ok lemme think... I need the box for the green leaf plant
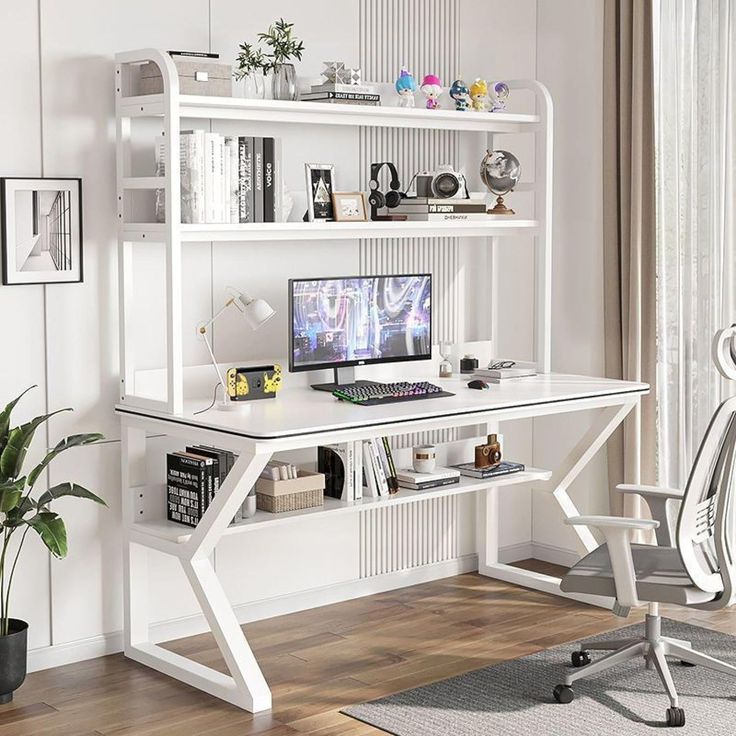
[234,18,305,78]
[0,387,105,636]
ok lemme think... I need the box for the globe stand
[487,195,515,215]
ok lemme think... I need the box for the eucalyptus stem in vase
[258,18,305,101]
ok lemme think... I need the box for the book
[362,441,380,498]
[379,437,399,494]
[388,213,493,222]
[451,461,526,479]
[154,135,166,223]
[353,441,363,500]
[174,451,214,511]
[396,467,461,485]
[318,443,355,501]
[263,137,276,223]
[204,132,219,224]
[168,50,220,60]
[253,138,264,223]
[222,138,231,224]
[310,82,378,94]
[226,137,239,224]
[238,136,254,223]
[427,202,487,214]
[301,91,380,102]
[472,364,537,381]
[167,452,211,526]
[307,98,380,106]
[398,476,461,491]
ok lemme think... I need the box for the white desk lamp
[198,288,276,411]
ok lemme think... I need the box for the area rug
[342,619,736,734]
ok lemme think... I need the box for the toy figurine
[469,78,489,112]
[449,78,470,111]
[491,81,510,112]
[395,66,417,108]
[420,74,442,109]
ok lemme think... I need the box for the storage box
[255,470,325,513]
[140,58,232,97]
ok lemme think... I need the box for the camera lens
[433,172,459,198]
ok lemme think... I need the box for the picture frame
[331,192,368,222]
[1,177,83,285]
[305,163,335,221]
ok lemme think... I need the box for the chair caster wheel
[680,660,696,667]
[666,707,686,727]
[571,650,591,667]
[553,684,575,704]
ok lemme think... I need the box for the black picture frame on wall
[1,177,83,285]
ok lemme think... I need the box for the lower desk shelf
[130,467,551,545]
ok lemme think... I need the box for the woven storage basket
[255,470,325,514]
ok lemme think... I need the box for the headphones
[368,162,404,214]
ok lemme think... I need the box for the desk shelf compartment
[129,466,551,545]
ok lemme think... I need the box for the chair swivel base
[553,614,736,727]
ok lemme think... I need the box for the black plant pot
[0,619,28,704]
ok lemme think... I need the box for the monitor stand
[311,366,382,393]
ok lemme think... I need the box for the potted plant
[0,386,105,704]
[234,41,269,99]
[258,18,305,101]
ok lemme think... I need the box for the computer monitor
[289,274,432,391]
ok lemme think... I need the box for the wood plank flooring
[2,567,735,735]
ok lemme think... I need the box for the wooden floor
[3,564,736,736]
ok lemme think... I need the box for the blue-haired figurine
[395,66,417,108]
[449,78,470,111]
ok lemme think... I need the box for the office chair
[552,330,736,727]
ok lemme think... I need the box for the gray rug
[342,619,736,734]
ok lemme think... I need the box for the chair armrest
[615,485,683,547]
[565,516,659,608]
[615,484,684,500]
[565,515,659,531]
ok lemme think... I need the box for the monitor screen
[289,274,432,372]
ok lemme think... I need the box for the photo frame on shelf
[1,177,83,285]
[331,192,368,222]
[305,163,335,221]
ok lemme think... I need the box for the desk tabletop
[116,373,648,440]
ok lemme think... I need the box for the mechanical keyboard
[333,381,454,406]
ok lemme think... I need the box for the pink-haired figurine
[420,74,442,109]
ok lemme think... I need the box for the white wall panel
[48,442,123,644]
[39,0,210,442]
[533,0,608,553]
[0,0,52,651]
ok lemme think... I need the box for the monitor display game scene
[290,275,432,370]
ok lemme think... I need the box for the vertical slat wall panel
[359,496,459,577]
[359,0,461,453]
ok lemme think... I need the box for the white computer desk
[116,372,648,712]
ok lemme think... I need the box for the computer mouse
[468,379,489,390]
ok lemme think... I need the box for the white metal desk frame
[120,385,643,713]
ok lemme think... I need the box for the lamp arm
[199,298,236,333]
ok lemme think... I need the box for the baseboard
[26,554,478,674]
[498,540,579,568]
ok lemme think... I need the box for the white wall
[0,0,606,669]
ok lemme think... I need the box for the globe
[480,149,521,215]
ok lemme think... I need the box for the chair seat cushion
[560,544,719,605]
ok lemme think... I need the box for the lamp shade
[240,296,276,331]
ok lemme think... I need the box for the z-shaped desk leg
[122,425,272,712]
[477,400,637,607]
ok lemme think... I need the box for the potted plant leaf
[0,386,105,704]
[258,18,305,101]
[234,41,269,99]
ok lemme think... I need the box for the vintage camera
[415,164,468,199]
[474,433,502,469]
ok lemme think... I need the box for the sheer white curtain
[655,0,736,487]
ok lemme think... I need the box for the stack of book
[396,467,461,491]
[451,460,525,479]
[155,133,281,224]
[471,361,538,384]
[362,437,399,497]
[166,445,238,527]
[301,82,380,106]
[377,197,488,222]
